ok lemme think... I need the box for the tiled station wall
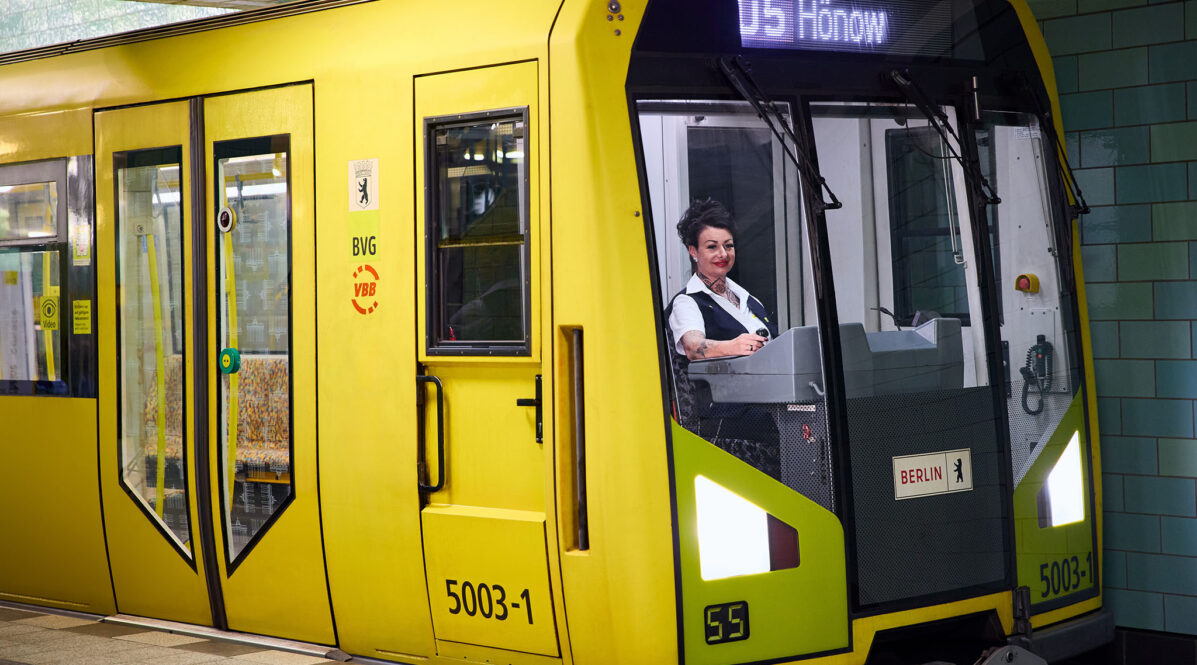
[0,0,226,53]
[1028,0,1197,636]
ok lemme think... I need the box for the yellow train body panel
[0,1,1109,664]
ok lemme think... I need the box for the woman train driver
[666,199,781,476]
[667,198,779,360]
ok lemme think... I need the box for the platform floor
[0,607,343,665]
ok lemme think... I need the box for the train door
[414,63,562,660]
[97,101,212,625]
[96,86,334,644]
[203,85,332,643]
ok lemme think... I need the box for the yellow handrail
[145,232,168,518]
[42,250,55,382]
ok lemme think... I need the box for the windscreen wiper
[888,69,1001,206]
[718,55,842,213]
[1017,75,1091,217]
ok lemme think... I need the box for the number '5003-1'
[446,579,533,624]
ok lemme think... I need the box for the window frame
[0,158,71,396]
[423,107,533,357]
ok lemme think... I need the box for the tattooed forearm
[681,331,714,361]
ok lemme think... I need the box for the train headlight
[694,476,770,580]
[1046,431,1084,527]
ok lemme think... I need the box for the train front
[624,0,1111,663]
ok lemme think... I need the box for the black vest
[669,290,779,341]
[666,288,777,421]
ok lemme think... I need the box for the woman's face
[688,225,735,281]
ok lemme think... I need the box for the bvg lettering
[352,235,376,256]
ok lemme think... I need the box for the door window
[115,147,190,554]
[215,135,293,565]
[425,111,530,354]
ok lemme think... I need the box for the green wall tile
[1091,320,1121,357]
[1100,397,1123,434]
[1106,588,1165,630]
[1106,548,1128,589]
[1191,161,1197,196]
[1080,48,1149,90]
[1066,131,1081,163]
[1153,202,1197,241]
[1046,14,1113,55]
[1082,205,1152,243]
[1088,282,1154,319]
[1128,552,1197,592]
[1107,512,1162,551]
[1192,241,1197,278]
[1149,40,1197,83]
[1158,360,1197,398]
[1054,56,1078,94]
[1082,0,1147,10]
[1115,84,1187,126]
[1106,474,1126,512]
[1061,91,1114,131]
[1102,435,1160,472]
[1156,281,1197,318]
[1096,359,1156,397]
[1189,0,1197,39]
[1117,164,1189,203]
[1152,121,1197,162]
[1077,168,1116,205]
[1118,242,1190,280]
[1121,321,1193,358]
[1081,127,1150,167]
[1122,398,1194,437]
[1193,322,1197,358]
[1160,438,1197,477]
[1164,594,1197,634]
[1114,4,1185,47]
[1082,244,1118,281]
[1162,516,1197,556]
[1029,0,1078,17]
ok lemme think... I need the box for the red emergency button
[1015,273,1040,293]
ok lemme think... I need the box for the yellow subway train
[0,1,1112,663]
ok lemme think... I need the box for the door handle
[417,375,445,493]
[516,375,543,443]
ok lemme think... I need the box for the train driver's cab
[637,92,1086,610]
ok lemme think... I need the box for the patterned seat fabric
[143,355,289,470]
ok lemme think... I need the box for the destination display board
[738,0,953,56]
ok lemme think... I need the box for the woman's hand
[725,333,767,357]
[681,331,767,360]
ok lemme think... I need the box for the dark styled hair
[676,198,736,248]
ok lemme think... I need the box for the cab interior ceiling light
[1047,431,1084,527]
[694,475,770,581]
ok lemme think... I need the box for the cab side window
[0,159,70,395]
